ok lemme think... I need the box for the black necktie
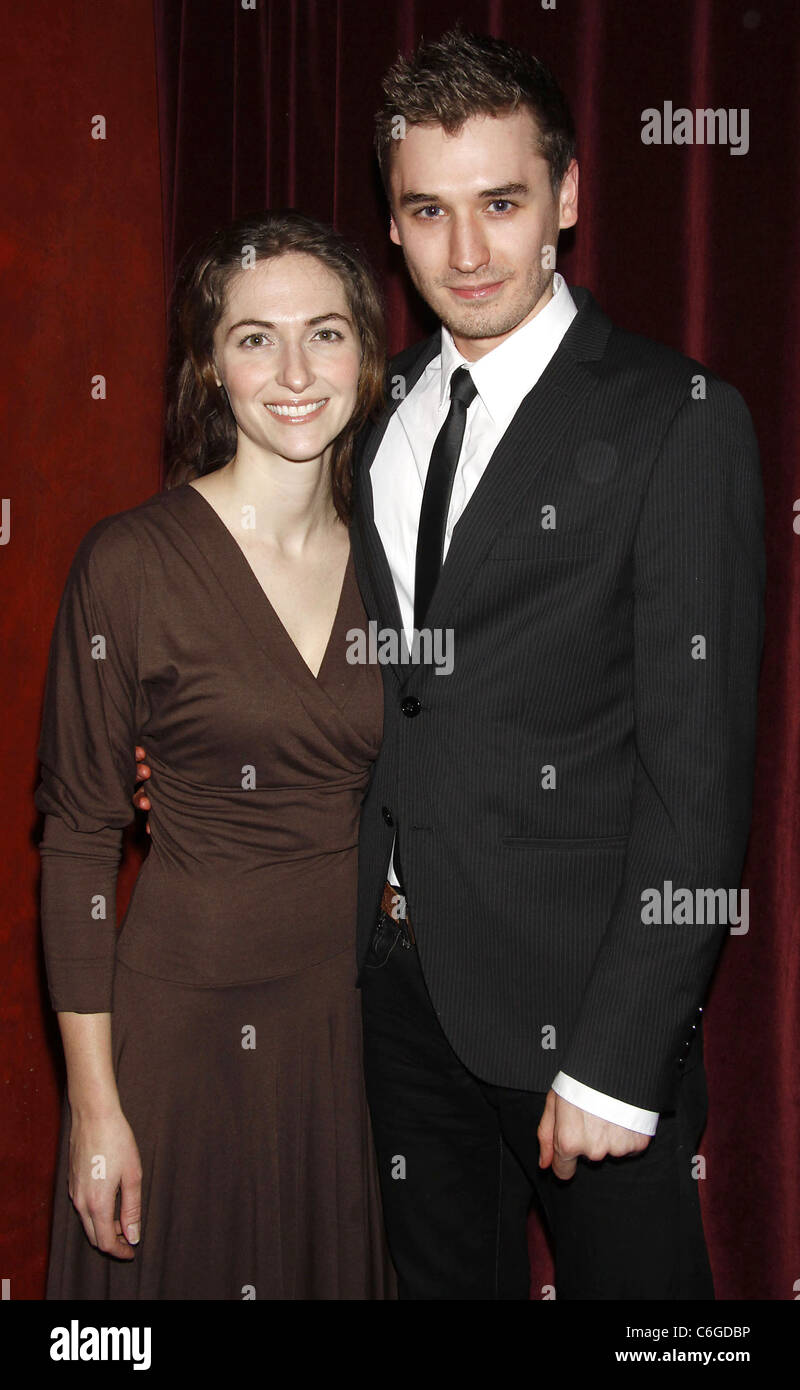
[413,365,478,631]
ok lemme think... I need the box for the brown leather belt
[380,880,415,944]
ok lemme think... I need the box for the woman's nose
[275,343,315,394]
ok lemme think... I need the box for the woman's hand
[67,1106,143,1259]
[133,745,152,834]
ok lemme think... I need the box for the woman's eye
[241,333,268,347]
[313,328,344,342]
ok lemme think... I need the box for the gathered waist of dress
[142,772,366,865]
[115,844,361,987]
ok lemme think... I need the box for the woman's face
[211,251,362,467]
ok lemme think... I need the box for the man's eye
[488,200,514,213]
[416,205,442,219]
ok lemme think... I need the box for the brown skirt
[46,952,397,1299]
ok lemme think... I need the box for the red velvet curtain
[3,0,797,1301]
[1,1,165,1296]
[153,0,799,1302]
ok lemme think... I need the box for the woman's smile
[264,397,330,422]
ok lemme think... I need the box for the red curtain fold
[0,0,165,1297]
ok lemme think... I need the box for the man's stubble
[402,254,556,343]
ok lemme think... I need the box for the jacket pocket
[501,834,628,851]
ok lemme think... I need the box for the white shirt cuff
[552,1072,659,1136]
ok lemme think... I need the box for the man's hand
[133,745,152,834]
[537,1089,651,1180]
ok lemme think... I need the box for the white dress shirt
[370,273,658,1137]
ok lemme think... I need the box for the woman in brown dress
[36,212,395,1298]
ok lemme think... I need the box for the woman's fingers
[76,1190,136,1261]
[79,1207,98,1248]
[90,1190,132,1258]
[119,1164,142,1248]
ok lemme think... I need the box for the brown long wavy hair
[163,211,386,522]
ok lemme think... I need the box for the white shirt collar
[435,272,578,426]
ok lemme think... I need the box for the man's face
[388,109,578,360]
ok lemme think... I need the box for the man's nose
[448,215,490,274]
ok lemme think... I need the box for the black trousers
[360,910,715,1301]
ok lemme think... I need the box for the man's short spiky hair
[374,25,576,203]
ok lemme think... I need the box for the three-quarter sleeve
[35,516,143,1012]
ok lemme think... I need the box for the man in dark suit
[351,27,764,1299]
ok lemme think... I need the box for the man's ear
[389,213,402,247]
[558,159,579,231]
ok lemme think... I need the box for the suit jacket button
[382,806,394,826]
[401,696,421,717]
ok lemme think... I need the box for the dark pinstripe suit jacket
[351,285,764,1113]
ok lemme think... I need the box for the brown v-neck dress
[35,482,395,1299]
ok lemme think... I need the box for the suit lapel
[423,290,611,646]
